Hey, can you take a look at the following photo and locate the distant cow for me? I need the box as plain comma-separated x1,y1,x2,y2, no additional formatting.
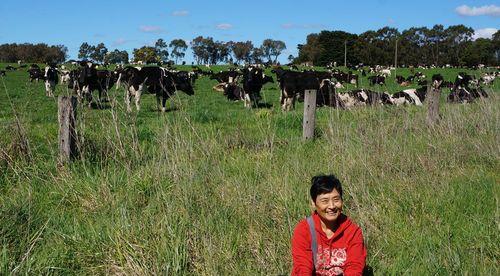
44,65,58,97
368,75,386,86
222,82,245,101
448,86,488,103
241,66,271,108
68,61,118,106
210,69,242,83
6,65,16,71
330,70,358,87
380,69,391,77
119,66,195,112
60,70,71,84
28,68,44,82
273,68,322,111
316,79,346,108
480,73,495,86
391,88,425,106
0,70,6,76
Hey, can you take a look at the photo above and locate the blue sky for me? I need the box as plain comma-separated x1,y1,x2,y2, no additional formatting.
0,0,498,63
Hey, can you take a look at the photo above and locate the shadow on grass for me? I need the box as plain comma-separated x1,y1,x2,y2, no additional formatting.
88,102,112,110
152,106,179,113
255,102,273,109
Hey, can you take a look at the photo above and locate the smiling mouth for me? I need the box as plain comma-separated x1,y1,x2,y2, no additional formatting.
327,210,339,216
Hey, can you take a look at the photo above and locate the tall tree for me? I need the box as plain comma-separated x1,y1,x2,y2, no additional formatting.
261,39,286,63
296,34,321,64
232,41,253,64
428,24,445,65
493,30,500,64
133,46,159,63
191,36,210,64
215,41,231,64
78,42,94,60
0,43,67,63
251,47,264,64
169,39,188,64
444,25,474,66
154,39,169,63
105,49,129,64
90,43,108,63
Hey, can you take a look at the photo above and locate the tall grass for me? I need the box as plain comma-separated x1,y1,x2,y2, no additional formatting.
0,64,499,274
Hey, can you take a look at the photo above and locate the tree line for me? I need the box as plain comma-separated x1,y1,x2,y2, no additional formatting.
296,24,500,67
1,24,497,67
0,43,67,63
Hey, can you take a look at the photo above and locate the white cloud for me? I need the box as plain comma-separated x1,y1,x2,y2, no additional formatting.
281,23,325,29
472,28,498,40
139,25,166,33
216,23,232,30
112,38,127,47
172,10,189,16
455,5,500,17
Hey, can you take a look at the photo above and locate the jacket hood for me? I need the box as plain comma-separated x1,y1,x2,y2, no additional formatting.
312,211,352,242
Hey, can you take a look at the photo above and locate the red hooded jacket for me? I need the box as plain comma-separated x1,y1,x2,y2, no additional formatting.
291,212,366,276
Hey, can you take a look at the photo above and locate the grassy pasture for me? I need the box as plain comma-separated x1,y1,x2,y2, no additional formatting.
0,63,499,275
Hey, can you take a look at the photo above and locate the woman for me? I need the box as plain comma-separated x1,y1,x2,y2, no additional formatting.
291,174,366,275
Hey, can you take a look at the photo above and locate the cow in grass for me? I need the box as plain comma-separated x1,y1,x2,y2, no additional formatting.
119,66,195,112
210,69,242,83
368,75,386,86
316,79,346,108
241,66,274,108
447,87,488,103
44,65,58,97
273,68,322,111
28,68,44,82
68,61,118,106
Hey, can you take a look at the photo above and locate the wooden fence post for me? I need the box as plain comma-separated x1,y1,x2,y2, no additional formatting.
303,89,317,140
58,96,78,163
426,83,441,126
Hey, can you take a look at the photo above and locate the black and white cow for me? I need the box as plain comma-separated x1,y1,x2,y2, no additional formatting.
222,82,245,101
368,75,386,86
59,69,71,84
454,72,474,88
210,69,242,83
44,65,58,97
447,72,488,103
68,61,118,106
28,68,44,82
316,79,345,108
331,70,358,87
119,66,195,112
479,73,495,86
241,66,273,108
273,68,323,111
447,87,488,103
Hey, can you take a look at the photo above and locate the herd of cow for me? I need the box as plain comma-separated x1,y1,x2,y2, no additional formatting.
3,61,497,112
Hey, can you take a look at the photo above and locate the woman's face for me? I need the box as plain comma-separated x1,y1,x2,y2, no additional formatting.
313,188,343,223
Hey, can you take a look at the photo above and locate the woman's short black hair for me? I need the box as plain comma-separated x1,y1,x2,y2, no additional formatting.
310,174,343,201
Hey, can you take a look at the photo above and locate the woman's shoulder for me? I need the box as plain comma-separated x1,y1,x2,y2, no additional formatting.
292,217,313,239
341,215,364,238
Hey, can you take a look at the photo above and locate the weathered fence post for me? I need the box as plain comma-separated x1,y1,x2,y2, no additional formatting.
303,89,317,140
426,82,441,126
58,96,78,163
328,86,337,107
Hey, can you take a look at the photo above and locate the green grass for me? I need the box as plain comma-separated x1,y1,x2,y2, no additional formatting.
0,63,499,274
